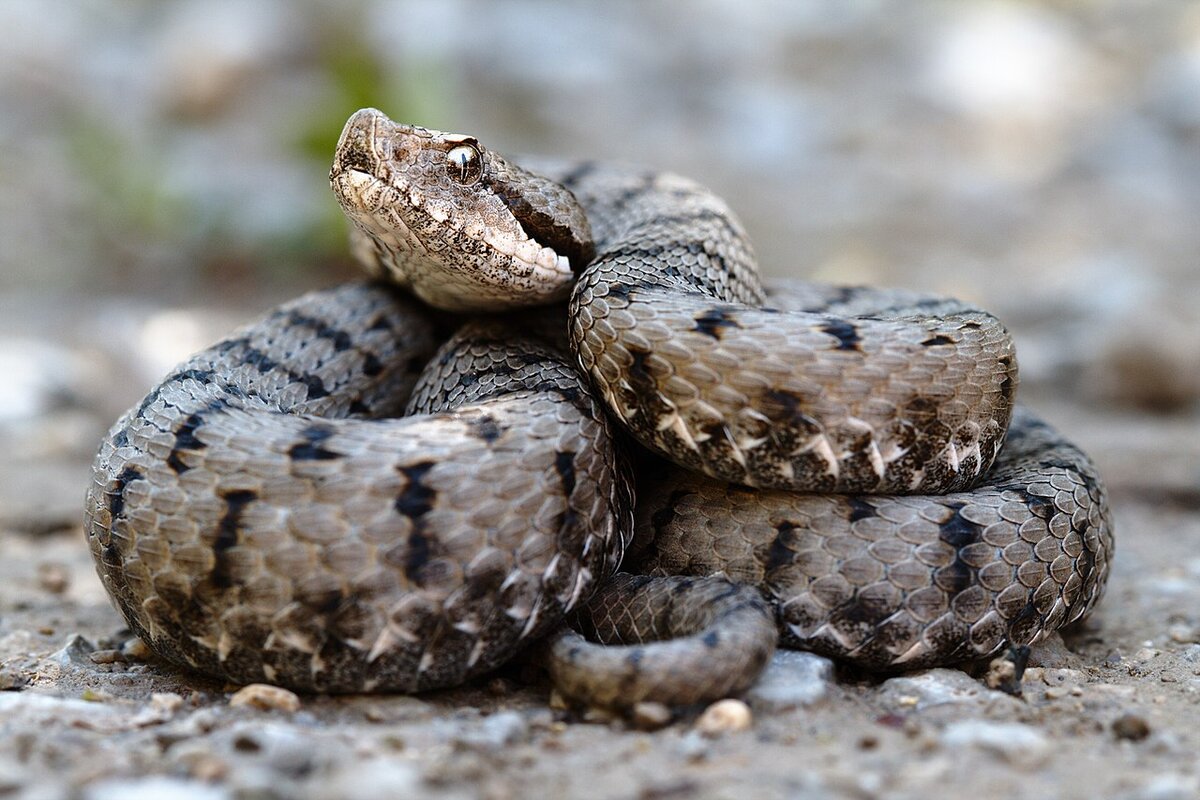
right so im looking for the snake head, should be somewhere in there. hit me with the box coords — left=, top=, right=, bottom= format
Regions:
left=330, top=108, right=593, bottom=312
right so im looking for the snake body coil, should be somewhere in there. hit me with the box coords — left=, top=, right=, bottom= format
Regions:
left=85, top=109, right=1112, bottom=706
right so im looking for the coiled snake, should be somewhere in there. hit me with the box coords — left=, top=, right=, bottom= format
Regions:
left=85, top=108, right=1113, bottom=709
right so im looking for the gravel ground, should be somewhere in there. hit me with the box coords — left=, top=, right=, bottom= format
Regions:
left=3, top=2, right=1200, bottom=799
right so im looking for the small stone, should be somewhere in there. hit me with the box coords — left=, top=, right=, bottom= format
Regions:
left=152, top=692, right=184, bottom=714
left=1112, top=713, right=1151, bottom=741
left=745, top=650, right=834, bottom=711
left=228, top=684, right=301, bottom=713
left=36, top=562, right=69, bottom=594
left=694, top=698, right=752, bottom=736
left=88, top=649, right=125, bottom=664
left=939, top=720, right=1050, bottom=766
left=51, top=634, right=95, bottom=665
left=878, top=669, right=1009, bottom=712
left=629, top=702, right=673, bottom=731
left=122, top=638, right=153, bottom=660
left=0, top=668, right=26, bottom=691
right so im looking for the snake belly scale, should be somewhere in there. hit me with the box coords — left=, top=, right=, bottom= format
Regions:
left=84, top=108, right=1113, bottom=707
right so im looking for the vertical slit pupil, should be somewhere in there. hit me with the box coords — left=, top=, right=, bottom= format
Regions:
left=447, top=145, right=480, bottom=184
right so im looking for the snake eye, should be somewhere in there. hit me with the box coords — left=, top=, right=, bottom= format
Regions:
left=445, top=144, right=482, bottom=185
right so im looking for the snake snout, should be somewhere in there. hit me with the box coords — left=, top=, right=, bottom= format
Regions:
left=331, top=107, right=388, bottom=180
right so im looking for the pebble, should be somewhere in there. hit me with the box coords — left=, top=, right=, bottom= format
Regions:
left=122, top=638, right=153, bottom=660
left=0, top=668, right=25, bottom=691
left=228, top=684, right=301, bottom=713
left=694, top=699, right=753, bottom=736
left=878, top=669, right=1007, bottom=712
left=939, top=720, right=1051, bottom=766
left=745, top=650, right=834, bottom=711
left=1112, top=713, right=1152, bottom=741
left=150, top=693, right=185, bottom=714
left=51, top=634, right=96, bottom=666
left=630, top=702, right=673, bottom=731
left=89, top=649, right=126, bottom=665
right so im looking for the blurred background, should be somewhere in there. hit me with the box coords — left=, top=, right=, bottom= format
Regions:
left=1, top=0, right=1197, bottom=532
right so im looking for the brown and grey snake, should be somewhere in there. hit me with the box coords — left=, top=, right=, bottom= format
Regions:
left=84, top=108, right=1113, bottom=710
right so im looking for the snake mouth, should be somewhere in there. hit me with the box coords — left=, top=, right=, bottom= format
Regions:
left=329, top=168, right=391, bottom=223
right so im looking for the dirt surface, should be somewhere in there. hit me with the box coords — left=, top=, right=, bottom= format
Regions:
left=0, top=296, right=1198, bottom=800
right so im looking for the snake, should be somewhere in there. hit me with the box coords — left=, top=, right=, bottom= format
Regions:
left=84, top=108, right=1114, bottom=709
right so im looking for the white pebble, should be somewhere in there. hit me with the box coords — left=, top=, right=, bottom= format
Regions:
left=695, top=698, right=752, bottom=736
left=746, top=650, right=834, bottom=711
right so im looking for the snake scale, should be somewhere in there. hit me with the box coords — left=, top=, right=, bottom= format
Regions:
left=85, top=108, right=1113, bottom=709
